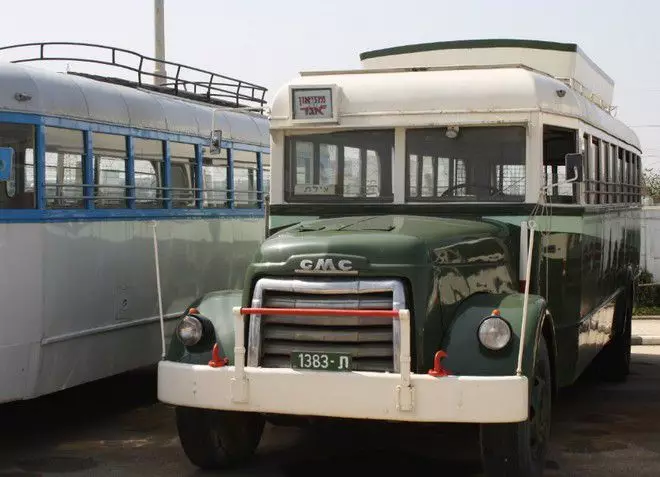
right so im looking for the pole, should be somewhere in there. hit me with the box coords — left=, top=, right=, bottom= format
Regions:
left=152, top=221, right=166, bottom=359
left=154, top=0, right=167, bottom=86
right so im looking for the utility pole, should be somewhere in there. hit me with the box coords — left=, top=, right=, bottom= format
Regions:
left=154, top=0, right=167, bottom=86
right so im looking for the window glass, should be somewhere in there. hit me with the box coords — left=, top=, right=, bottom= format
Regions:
left=170, top=142, right=196, bottom=208
left=202, top=147, right=227, bottom=208
left=133, top=138, right=162, bottom=208
left=0, top=122, right=34, bottom=209
left=45, top=127, right=84, bottom=209
left=233, top=149, right=257, bottom=207
left=406, top=126, right=526, bottom=202
left=286, top=130, right=393, bottom=201
left=92, top=132, right=126, bottom=208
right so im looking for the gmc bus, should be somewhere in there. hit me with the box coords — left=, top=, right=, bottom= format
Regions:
left=158, top=39, right=642, bottom=477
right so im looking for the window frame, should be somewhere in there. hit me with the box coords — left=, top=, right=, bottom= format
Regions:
left=283, top=129, right=395, bottom=203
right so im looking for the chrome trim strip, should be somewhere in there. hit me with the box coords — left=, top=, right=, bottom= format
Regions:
left=246, top=277, right=407, bottom=370
left=41, top=312, right=181, bottom=345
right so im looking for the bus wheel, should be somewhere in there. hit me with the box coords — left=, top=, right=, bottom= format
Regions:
left=597, top=288, right=632, bottom=382
left=175, top=406, right=265, bottom=470
left=479, top=338, right=552, bottom=477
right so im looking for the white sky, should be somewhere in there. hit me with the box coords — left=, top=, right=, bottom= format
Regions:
left=2, top=0, right=659, bottom=169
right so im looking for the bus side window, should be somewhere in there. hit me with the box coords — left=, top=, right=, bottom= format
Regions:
left=170, top=142, right=196, bottom=208
left=202, top=147, right=227, bottom=208
left=93, top=132, right=127, bottom=209
left=44, top=127, right=85, bottom=209
left=0, top=122, right=35, bottom=209
left=262, top=152, right=271, bottom=198
left=133, top=138, right=163, bottom=208
left=543, top=125, right=577, bottom=204
left=233, top=150, right=258, bottom=208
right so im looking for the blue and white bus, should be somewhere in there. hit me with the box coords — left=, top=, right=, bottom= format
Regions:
left=0, top=42, right=270, bottom=404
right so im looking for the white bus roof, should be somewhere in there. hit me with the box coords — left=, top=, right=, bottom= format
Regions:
left=270, top=39, right=640, bottom=152
left=0, top=62, right=269, bottom=148
left=359, top=39, right=614, bottom=110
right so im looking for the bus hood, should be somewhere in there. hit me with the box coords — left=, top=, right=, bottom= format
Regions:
left=244, top=214, right=518, bottom=373
left=251, top=214, right=513, bottom=274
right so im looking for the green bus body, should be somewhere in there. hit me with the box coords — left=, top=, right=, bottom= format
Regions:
left=166, top=203, right=639, bottom=388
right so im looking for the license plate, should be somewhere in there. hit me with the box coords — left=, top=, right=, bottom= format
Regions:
left=291, top=351, right=352, bottom=371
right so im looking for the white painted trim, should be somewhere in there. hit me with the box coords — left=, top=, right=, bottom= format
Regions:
left=526, top=113, right=542, bottom=203
left=158, top=361, right=529, bottom=423
left=393, top=127, right=406, bottom=204
left=269, top=130, right=285, bottom=205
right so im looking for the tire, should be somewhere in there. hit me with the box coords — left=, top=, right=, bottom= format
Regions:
left=479, top=337, right=552, bottom=477
left=175, top=406, right=265, bottom=470
left=596, top=287, right=632, bottom=382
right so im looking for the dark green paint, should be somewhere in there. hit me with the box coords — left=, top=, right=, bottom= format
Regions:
left=359, top=39, right=579, bottom=61
left=165, top=202, right=641, bottom=389
left=440, top=292, right=548, bottom=378
left=244, top=214, right=521, bottom=374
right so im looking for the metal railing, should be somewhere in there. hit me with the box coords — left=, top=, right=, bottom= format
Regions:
left=0, top=42, right=268, bottom=109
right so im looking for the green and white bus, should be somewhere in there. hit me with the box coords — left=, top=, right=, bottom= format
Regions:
left=158, top=39, right=642, bottom=476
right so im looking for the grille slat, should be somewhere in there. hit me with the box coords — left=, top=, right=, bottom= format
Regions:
left=263, top=341, right=394, bottom=358
left=257, top=288, right=396, bottom=372
left=264, top=325, right=393, bottom=343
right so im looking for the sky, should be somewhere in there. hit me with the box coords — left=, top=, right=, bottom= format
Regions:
left=1, top=0, right=659, bottom=169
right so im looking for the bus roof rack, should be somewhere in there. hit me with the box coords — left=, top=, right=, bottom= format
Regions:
left=0, top=42, right=268, bottom=110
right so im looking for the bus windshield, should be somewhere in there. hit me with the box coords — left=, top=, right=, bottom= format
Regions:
left=406, top=126, right=526, bottom=202
left=285, top=129, right=394, bottom=202
left=284, top=126, right=526, bottom=203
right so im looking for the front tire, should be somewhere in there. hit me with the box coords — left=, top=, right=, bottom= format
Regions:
left=175, top=406, right=265, bottom=470
left=479, top=337, right=552, bottom=477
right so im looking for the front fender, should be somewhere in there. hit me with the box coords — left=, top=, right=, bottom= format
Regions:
left=440, top=292, right=549, bottom=378
left=164, top=290, right=243, bottom=365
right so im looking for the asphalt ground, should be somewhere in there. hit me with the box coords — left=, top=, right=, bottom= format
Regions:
left=1, top=346, right=659, bottom=476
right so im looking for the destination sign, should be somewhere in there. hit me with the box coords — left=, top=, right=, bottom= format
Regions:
left=292, top=87, right=333, bottom=120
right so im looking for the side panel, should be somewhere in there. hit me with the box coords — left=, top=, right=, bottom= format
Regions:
left=0, top=223, right=44, bottom=403
left=0, top=216, right=264, bottom=403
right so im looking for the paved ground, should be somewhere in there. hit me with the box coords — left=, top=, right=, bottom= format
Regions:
left=632, top=319, right=660, bottom=344
left=1, top=347, right=660, bottom=476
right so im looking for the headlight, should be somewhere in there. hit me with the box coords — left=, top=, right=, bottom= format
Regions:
left=478, top=314, right=512, bottom=351
left=176, top=315, right=203, bottom=346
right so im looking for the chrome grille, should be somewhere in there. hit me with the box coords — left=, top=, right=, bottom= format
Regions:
left=247, top=278, right=405, bottom=373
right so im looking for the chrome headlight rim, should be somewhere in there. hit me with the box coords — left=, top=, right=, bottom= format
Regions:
left=477, top=314, right=513, bottom=351
left=176, top=314, right=203, bottom=347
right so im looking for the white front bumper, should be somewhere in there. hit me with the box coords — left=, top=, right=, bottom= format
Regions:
left=158, top=361, right=529, bottom=424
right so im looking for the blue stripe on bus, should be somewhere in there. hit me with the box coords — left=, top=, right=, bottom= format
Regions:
left=0, top=111, right=270, bottom=153
left=0, top=208, right=265, bottom=223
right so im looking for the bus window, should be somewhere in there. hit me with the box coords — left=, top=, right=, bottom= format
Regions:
left=262, top=153, right=271, bottom=199
left=170, top=142, right=196, bottom=208
left=285, top=129, right=393, bottom=202
left=203, top=147, right=227, bottom=208
left=406, top=126, right=525, bottom=202
left=233, top=150, right=258, bottom=208
left=0, top=123, right=34, bottom=209
left=93, top=132, right=127, bottom=208
left=45, top=127, right=84, bottom=209
left=543, top=125, right=578, bottom=204
left=133, top=138, right=162, bottom=208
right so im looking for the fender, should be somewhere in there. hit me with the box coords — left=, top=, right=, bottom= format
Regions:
left=439, top=292, right=556, bottom=380
left=164, top=290, right=243, bottom=365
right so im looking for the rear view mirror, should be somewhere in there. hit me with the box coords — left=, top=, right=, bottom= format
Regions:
left=210, top=129, right=223, bottom=154
left=564, top=152, right=583, bottom=183
left=0, top=147, right=14, bottom=181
